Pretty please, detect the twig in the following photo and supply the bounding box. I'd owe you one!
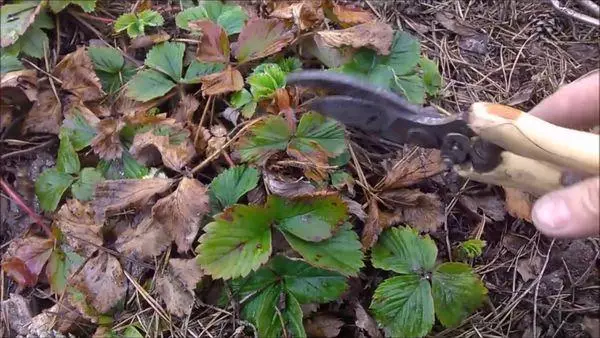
[195,96,214,147]
[0,177,53,238]
[0,138,55,160]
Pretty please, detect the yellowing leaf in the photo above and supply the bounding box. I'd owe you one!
[129,124,196,171]
[191,20,230,63]
[200,65,244,96]
[53,47,105,101]
[316,22,394,55]
[156,258,203,317]
[232,18,295,63]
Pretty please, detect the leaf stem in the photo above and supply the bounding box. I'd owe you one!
[0,177,54,239]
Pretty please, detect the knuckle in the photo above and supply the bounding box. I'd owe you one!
[579,178,600,217]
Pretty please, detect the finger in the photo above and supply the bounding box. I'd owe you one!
[532,177,600,238]
[529,71,600,129]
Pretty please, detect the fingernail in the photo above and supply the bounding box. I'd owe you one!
[532,196,571,230]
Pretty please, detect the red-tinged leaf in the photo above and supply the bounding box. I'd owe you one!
[191,20,230,63]
[200,65,244,96]
[1,236,54,287]
[232,18,295,63]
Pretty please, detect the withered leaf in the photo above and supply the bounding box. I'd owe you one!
[205,124,228,157]
[69,252,126,314]
[304,314,345,338]
[53,47,105,101]
[343,197,367,221]
[355,301,382,338]
[300,35,354,68]
[504,187,534,222]
[152,178,209,253]
[129,31,171,49]
[91,178,174,221]
[200,65,244,96]
[323,0,376,27]
[129,124,196,171]
[362,198,382,250]
[263,171,318,198]
[232,18,295,63]
[156,258,203,317]
[191,20,230,63]
[317,22,394,55]
[22,88,62,135]
[114,209,171,259]
[173,94,200,123]
[54,199,103,257]
[90,119,124,161]
[1,69,38,103]
[270,1,323,31]
[460,195,505,222]
[380,189,444,232]
[1,236,53,287]
[380,148,442,190]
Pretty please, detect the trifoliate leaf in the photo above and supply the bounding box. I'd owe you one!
[126,69,176,102]
[432,262,487,328]
[49,0,96,13]
[288,112,346,163]
[237,116,292,163]
[268,194,346,242]
[114,13,138,35]
[209,165,260,210]
[175,2,247,35]
[392,73,425,105]
[457,239,486,260]
[71,168,104,201]
[114,10,164,38]
[282,223,364,276]
[247,64,286,100]
[182,60,224,84]
[61,112,97,151]
[35,168,75,212]
[56,131,80,174]
[371,275,434,338]
[196,204,273,279]
[145,42,184,81]
[0,54,23,74]
[232,18,295,63]
[420,56,442,96]
[371,227,437,275]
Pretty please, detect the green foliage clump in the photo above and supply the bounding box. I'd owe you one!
[114,10,164,38]
[456,239,487,260]
[175,1,247,35]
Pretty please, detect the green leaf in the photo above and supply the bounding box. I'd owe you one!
[237,116,292,163]
[1,3,39,47]
[328,149,351,167]
[88,46,124,73]
[420,56,442,96]
[268,195,346,242]
[247,64,286,100]
[123,151,149,178]
[0,54,23,74]
[432,262,487,328]
[6,25,49,59]
[330,171,354,193]
[371,275,434,338]
[61,112,97,151]
[393,73,425,105]
[114,13,137,34]
[277,57,302,73]
[144,42,185,81]
[209,165,260,210]
[240,101,257,119]
[282,223,364,276]
[196,204,273,279]
[96,66,136,94]
[47,249,67,294]
[371,227,437,275]
[137,10,164,27]
[35,168,75,212]
[289,112,346,160]
[457,239,486,260]
[175,2,247,35]
[71,168,104,201]
[230,89,253,109]
[182,60,225,83]
[122,326,143,338]
[56,131,80,174]
[383,31,421,75]
[49,0,96,13]
[114,10,164,38]
[126,69,176,102]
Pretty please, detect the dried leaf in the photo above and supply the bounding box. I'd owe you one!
[152,178,209,253]
[1,70,37,118]
[22,88,62,135]
[434,12,479,37]
[191,20,230,63]
[381,148,442,190]
[270,1,323,31]
[53,47,105,101]
[129,124,196,171]
[304,314,344,338]
[504,187,534,222]
[323,0,375,27]
[516,256,543,282]
[200,65,244,96]
[129,31,171,49]
[91,178,174,221]
[54,199,103,257]
[90,119,124,161]
[263,171,318,198]
[343,197,367,221]
[206,124,227,157]
[69,252,126,314]
[381,189,444,233]
[300,35,354,68]
[156,258,203,317]
[583,316,600,338]
[355,301,382,338]
[232,18,295,63]
[173,94,200,123]
[460,195,505,222]
[362,199,382,250]
[1,236,53,287]
[317,22,394,55]
[114,209,171,258]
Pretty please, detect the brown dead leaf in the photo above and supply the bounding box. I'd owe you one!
[317,22,394,55]
[504,187,534,222]
[205,124,227,157]
[91,178,174,222]
[69,252,126,314]
[1,293,32,335]
[26,301,80,334]
[435,12,488,54]
[380,189,444,232]
[156,258,203,317]
[362,199,382,250]
[270,1,323,30]
[22,88,62,135]
[173,94,200,123]
[1,69,38,102]
[343,197,367,221]
[115,209,171,258]
[300,35,355,68]
[152,178,209,253]
[53,47,105,101]
[129,31,170,49]
[62,96,101,126]
[263,171,318,198]
[460,195,506,222]
[304,314,344,338]
[191,20,230,63]
[90,119,124,161]
[54,199,103,257]
[583,316,600,338]
[200,65,244,96]
[129,124,196,171]
[1,236,53,287]
[232,18,296,63]
[380,148,442,190]
[323,0,376,27]
[501,233,528,255]
[354,301,382,338]
[516,256,543,282]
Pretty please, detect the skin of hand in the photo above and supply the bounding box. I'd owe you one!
[529,71,599,238]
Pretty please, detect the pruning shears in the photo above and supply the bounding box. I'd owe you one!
[286,71,600,196]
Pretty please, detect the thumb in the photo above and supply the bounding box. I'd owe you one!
[532,177,600,238]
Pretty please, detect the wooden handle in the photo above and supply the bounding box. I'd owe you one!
[468,103,600,175]
[455,151,565,196]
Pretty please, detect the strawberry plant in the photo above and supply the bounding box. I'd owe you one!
[370,227,488,337]
[456,238,486,260]
[175,1,247,35]
[114,10,164,38]
[88,46,136,94]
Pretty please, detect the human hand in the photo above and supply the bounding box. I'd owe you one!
[529,71,599,238]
